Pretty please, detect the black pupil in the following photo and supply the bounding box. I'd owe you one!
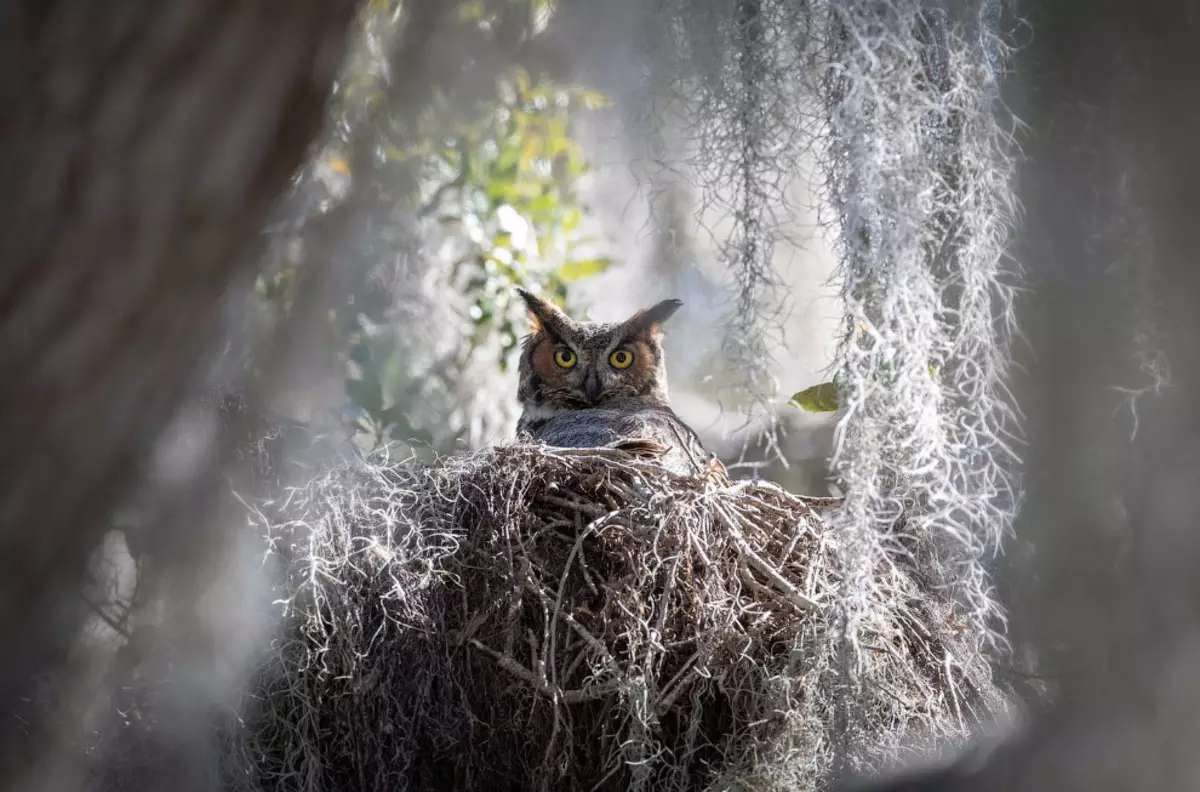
[615,352,627,363]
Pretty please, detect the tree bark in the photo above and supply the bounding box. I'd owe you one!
[0,0,359,756]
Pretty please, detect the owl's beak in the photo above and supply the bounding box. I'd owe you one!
[584,370,603,404]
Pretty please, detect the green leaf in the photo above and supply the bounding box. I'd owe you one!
[494,146,519,174]
[789,382,840,413]
[558,257,613,283]
[529,194,557,214]
[345,377,383,416]
[487,171,517,201]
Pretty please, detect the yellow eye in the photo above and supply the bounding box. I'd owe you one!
[553,348,577,368]
[609,349,634,369]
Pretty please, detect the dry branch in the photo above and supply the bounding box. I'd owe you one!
[225,444,1005,792]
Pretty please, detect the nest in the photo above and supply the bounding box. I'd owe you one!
[234,444,1003,792]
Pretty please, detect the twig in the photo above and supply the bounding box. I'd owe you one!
[469,639,619,704]
[717,504,822,611]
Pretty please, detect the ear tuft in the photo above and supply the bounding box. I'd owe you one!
[522,305,543,333]
[625,298,683,337]
[516,288,566,335]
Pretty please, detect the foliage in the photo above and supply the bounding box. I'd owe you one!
[343,323,434,449]
[790,381,840,413]
[252,0,615,451]
[420,68,615,371]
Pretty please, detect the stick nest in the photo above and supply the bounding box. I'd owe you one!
[234,444,1003,792]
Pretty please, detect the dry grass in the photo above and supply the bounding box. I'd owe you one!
[229,443,1004,792]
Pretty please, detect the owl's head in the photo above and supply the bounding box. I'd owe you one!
[515,289,683,418]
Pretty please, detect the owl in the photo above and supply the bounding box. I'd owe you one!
[515,289,724,479]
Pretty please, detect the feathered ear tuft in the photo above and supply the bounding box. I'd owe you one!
[623,298,683,338]
[516,288,568,336]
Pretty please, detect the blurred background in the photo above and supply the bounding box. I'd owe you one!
[226,0,843,496]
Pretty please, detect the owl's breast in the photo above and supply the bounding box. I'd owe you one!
[525,404,713,477]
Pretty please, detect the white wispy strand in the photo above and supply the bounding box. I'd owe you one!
[819,0,1021,737]
[624,0,817,441]
[934,7,1021,644]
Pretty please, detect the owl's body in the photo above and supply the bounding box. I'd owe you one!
[515,290,718,478]
[522,402,713,477]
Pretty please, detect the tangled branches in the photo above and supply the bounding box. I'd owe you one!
[233,445,1003,792]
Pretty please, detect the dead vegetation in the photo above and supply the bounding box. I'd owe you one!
[224,444,1004,792]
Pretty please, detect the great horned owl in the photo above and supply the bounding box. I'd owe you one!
[515,289,722,478]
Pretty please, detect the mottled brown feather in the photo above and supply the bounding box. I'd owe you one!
[628,339,655,386]
[529,336,561,385]
[515,295,716,478]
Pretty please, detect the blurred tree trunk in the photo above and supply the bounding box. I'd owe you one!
[998,2,1200,788]
[0,0,359,758]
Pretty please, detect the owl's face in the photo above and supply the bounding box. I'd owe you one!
[516,290,682,422]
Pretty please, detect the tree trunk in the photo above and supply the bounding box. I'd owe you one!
[0,0,359,759]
